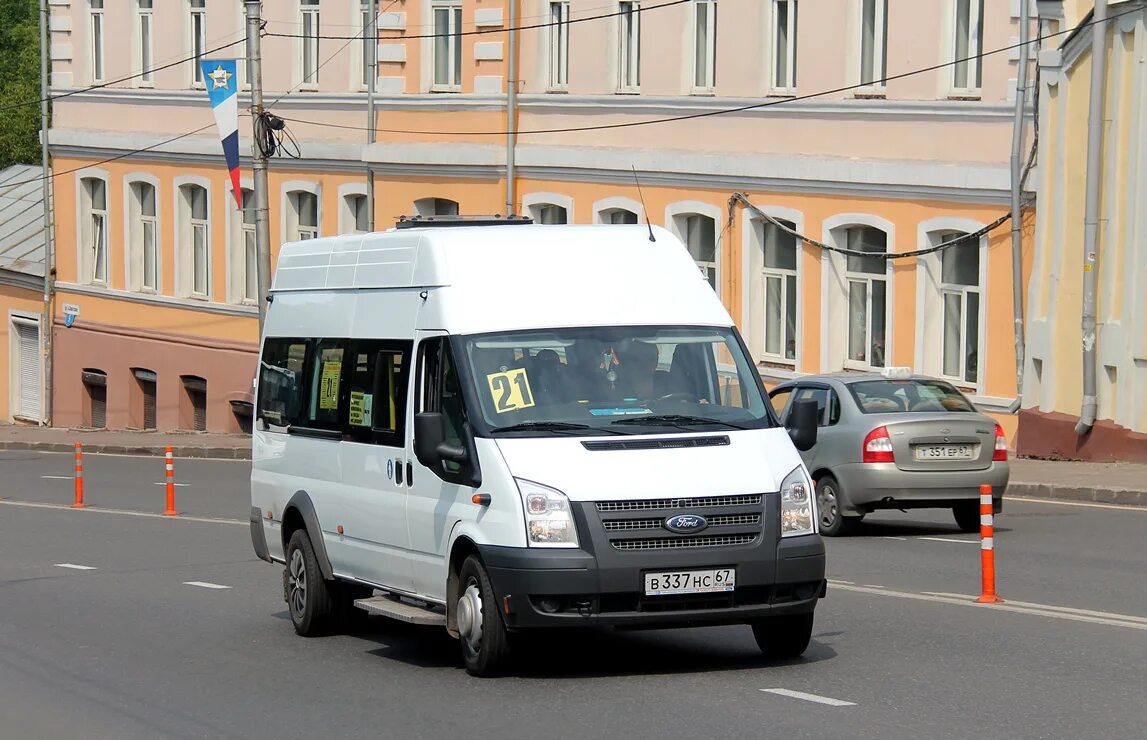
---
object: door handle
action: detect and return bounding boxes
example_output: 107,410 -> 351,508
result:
406,461 -> 413,486
395,458 -> 404,487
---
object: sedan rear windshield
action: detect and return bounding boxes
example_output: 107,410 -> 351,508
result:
847,379 -> 976,414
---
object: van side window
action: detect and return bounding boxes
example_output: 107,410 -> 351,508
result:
418,338 -> 466,473
345,340 -> 411,447
258,338 -> 308,429
305,339 -> 347,430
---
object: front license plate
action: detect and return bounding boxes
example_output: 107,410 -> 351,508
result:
914,444 -> 975,460
644,568 -> 735,596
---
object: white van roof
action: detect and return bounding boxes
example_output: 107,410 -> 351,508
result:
271,224 -> 733,334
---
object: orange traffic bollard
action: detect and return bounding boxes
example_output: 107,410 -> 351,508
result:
163,446 -> 179,516
72,442 -> 86,508
976,484 -> 1002,604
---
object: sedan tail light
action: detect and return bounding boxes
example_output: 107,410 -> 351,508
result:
863,426 -> 895,463
993,424 -> 1009,461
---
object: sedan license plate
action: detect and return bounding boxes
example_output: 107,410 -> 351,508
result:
644,568 -> 735,596
914,444 -> 975,460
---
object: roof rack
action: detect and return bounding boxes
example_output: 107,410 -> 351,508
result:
395,214 -> 534,229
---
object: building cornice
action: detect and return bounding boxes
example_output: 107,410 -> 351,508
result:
56,281 -> 260,319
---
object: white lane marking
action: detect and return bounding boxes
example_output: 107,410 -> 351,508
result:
184,581 -> 231,590
40,475 -> 73,480
0,499 -> 244,526
827,579 -> 855,585
833,583 -> 1147,631
923,592 -> 1147,625
54,563 -> 97,570
861,584 -> 885,589
917,537 -> 979,544
760,689 -> 856,707
1007,497 -> 1147,513
152,482 -> 191,487
879,536 -> 907,540
31,450 -> 249,462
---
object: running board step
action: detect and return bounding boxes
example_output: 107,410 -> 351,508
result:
354,596 -> 447,626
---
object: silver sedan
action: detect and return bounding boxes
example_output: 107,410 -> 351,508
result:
768,371 -> 1009,536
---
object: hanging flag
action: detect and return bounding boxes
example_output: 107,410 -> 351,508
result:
200,59 -> 242,209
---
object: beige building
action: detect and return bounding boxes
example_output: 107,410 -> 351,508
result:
17,0 -> 1037,436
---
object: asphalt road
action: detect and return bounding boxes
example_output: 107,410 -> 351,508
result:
1,451 -> 1145,739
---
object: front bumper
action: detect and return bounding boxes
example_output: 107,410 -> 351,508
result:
831,462 -> 1009,515
479,536 -> 826,630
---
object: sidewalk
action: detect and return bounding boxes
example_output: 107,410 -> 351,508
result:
0,424 -> 251,460
2,424 -> 1144,506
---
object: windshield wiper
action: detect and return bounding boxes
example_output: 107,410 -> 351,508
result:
610,414 -> 748,430
490,421 -> 625,435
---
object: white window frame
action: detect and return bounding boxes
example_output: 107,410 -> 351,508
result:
666,201 -> 724,297
338,182 -> 370,234
951,0 -> 984,94
548,1 -> 570,90
431,0 -> 463,91
760,221 -> 800,364
360,0 -> 377,90
90,0 -> 105,83
618,1 -> 641,92
346,194 -> 369,233
125,176 -> 160,293
772,0 -> 797,93
137,0 -> 154,86
593,196 -> 644,224
284,182 -> 322,243
858,0 -> 887,91
81,177 -> 109,285
741,206 -> 804,366
290,192 -> 319,240
522,192 -> 574,225
692,0 -> 717,92
300,0 -> 321,88
190,0 -> 207,88
175,179 -> 212,300
9,312 -> 43,423
842,227 -> 889,370
413,197 -> 460,217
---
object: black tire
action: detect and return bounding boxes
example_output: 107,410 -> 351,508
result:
456,555 -> 512,677
752,613 -> 814,661
953,502 -> 981,533
816,476 -> 862,537
285,529 -> 337,636
331,582 -> 374,633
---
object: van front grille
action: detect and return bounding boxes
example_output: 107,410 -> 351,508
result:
596,494 -> 762,513
611,534 -> 759,551
601,513 -> 761,531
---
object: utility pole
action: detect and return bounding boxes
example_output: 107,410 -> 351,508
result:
38,0 -> 54,426
1008,0 -> 1030,407
246,1 -> 272,337
505,0 -> 519,215
366,0 -> 378,232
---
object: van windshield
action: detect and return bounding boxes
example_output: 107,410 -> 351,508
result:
458,326 -> 774,436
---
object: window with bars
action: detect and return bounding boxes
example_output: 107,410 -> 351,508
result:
549,1 -> 570,89
692,0 -> 716,90
190,0 -> 206,86
619,1 -> 641,91
137,0 -> 153,84
761,220 -> 798,362
81,177 -> 108,285
843,226 -> 888,369
938,232 -> 981,385
130,182 -> 158,292
952,0 -> 984,92
859,0 -> 887,89
301,0 -> 321,86
433,1 -> 463,89
90,0 -> 105,83
773,0 -> 797,92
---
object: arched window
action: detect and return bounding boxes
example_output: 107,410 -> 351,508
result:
676,213 -> 717,291
755,218 -> 798,362
287,190 -> 319,240
80,177 -> 109,284
527,202 -> 568,224
413,197 -> 459,217
601,208 -> 638,225
843,226 -> 888,368
128,180 -> 158,292
178,183 -> 210,298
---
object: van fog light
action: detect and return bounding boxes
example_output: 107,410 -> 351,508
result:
780,466 -> 816,537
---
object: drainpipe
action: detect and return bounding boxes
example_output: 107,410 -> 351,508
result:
1076,0 -> 1108,436
38,0 -> 54,427
366,0 -> 378,231
1008,0 -> 1030,414
505,0 -> 518,215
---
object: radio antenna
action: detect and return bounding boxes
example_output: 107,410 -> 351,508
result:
631,165 -> 656,242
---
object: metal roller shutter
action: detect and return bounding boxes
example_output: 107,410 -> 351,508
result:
83,370 -> 107,429
14,320 -> 41,420
133,369 -> 157,430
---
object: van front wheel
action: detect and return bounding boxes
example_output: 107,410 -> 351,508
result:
751,613 -> 814,661
457,555 -> 512,677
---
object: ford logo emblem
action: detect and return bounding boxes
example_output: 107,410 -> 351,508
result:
664,515 -> 708,534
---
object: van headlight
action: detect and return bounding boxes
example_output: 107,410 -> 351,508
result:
780,466 -> 816,537
516,479 -> 579,548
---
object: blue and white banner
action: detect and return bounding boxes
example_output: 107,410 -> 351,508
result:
199,59 -> 242,209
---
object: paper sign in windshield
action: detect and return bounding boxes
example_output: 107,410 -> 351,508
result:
486,368 -> 535,414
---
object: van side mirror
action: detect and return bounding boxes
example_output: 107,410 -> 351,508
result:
786,398 -> 819,452
414,412 -> 468,467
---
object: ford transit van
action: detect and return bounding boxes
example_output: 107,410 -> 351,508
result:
250,216 -> 824,676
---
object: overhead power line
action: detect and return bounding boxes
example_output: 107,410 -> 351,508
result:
263,0 -> 689,41
275,6 -> 1142,139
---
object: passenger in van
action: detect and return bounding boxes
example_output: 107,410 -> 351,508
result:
566,340 -> 610,402
616,340 -> 659,399
529,349 -> 565,403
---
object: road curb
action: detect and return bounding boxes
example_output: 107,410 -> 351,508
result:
1007,482 -> 1146,508
0,440 -> 251,460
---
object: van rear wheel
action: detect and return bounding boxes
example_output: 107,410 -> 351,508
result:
752,613 -> 814,661
286,529 -> 337,637
457,555 -> 512,677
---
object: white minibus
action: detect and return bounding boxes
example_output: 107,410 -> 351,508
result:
250,215 -> 824,676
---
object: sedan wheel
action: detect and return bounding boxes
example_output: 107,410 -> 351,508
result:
815,476 -> 861,537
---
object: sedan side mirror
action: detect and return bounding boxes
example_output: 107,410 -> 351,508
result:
786,398 -> 819,452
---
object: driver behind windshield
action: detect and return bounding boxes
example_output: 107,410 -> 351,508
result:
616,340 -> 659,400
